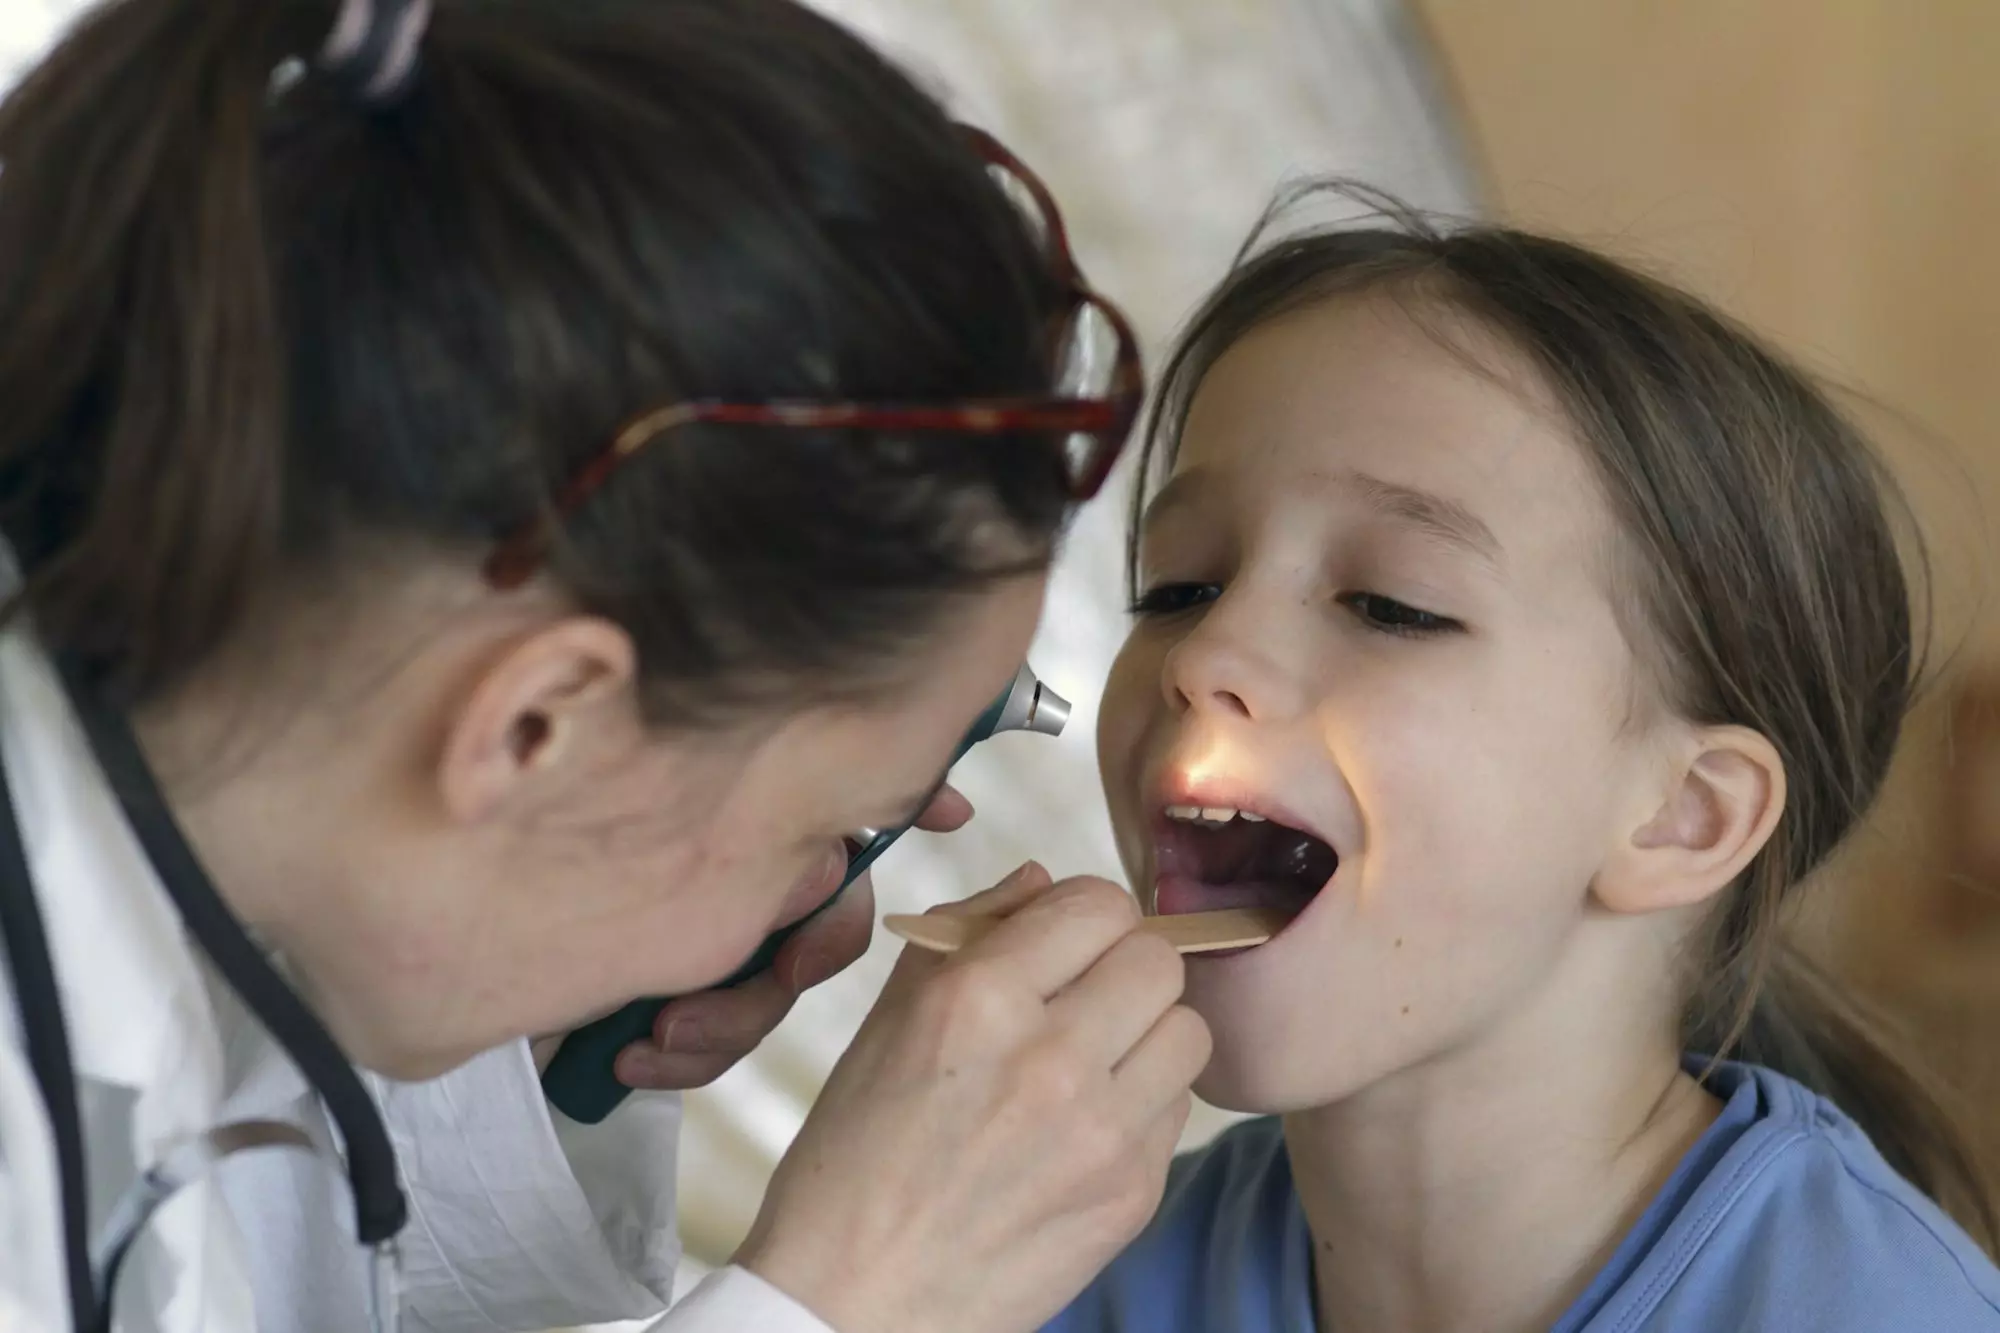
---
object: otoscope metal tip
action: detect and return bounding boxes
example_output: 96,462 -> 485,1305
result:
1028,684 -> 1070,737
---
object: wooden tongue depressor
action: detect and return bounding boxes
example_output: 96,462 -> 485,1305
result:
883,906 -> 1292,956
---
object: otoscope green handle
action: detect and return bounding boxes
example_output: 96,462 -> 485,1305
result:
541,663 -> 1070,1124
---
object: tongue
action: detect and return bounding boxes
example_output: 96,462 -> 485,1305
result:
1153,873 -> 1317,919
1157,819 -> 1268,881
1152,816 -> 1338,925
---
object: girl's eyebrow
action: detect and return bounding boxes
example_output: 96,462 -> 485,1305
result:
1140,465 -> 1501,568
1347,471 -> 1503,569
1138,466 -> 1212,539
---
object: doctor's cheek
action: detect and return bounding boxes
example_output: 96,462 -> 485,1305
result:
535,784 -> 972,1090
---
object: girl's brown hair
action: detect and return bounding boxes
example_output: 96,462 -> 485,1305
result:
1135,188 -> 1996,1251
0,0 -> 1076,715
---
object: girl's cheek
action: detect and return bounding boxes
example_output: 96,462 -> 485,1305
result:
1098,647 -> 1156,754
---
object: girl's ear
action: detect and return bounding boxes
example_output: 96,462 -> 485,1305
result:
1596,725 -> 1786,915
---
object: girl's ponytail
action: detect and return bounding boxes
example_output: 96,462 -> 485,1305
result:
1688,938 -> 1999,1251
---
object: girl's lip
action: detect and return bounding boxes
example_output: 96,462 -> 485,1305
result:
1148,771 -> 1341,862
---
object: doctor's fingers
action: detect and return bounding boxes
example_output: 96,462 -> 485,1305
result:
912,783 -> 973,832
618,1043 -> 748,1091
615,881 -> 877,1090
616,971 -> 796,1090
1046,926 -> 1189,1069
775,873 -> 875,996
873,861 -> 1055,1005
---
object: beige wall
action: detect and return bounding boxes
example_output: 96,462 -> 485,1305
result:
1420,0 -> 2000,1157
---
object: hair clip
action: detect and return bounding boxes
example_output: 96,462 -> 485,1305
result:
317,0 -> 433,104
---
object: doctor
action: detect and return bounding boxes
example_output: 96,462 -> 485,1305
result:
0,0 -> 1212,1330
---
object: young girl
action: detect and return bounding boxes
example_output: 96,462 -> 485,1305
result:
1050,205 -> 2000,1331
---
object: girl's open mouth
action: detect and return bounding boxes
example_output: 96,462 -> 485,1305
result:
1150,804 -> 1339,940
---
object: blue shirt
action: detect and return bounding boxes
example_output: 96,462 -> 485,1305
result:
1046,1062 -> 2000,1331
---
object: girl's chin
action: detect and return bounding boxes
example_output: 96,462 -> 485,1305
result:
1184,1012 -> 1302,1113
1192,1060 -> 1310,1116
1183,1001 -> 1355,1115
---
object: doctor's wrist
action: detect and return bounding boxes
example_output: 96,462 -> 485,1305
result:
733,1229 -> 900,1333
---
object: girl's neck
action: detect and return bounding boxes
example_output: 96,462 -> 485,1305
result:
1284,971 -> 1720,1333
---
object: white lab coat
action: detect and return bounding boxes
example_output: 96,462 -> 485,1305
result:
0,627 -> 832,1332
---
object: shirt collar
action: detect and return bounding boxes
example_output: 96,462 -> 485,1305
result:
0,626 -> 224,1098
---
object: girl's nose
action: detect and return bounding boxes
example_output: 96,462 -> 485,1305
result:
1160,595 -> 1306,723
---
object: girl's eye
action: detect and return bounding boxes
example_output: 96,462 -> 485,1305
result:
1130,583 -> 1222,616
1340,592 -> 1461,637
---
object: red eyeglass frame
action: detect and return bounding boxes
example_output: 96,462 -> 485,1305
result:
483,125 -> 1144,590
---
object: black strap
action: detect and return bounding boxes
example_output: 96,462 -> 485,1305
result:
0,733 -> 98,1329
55,660 -> 409,1247
0,661 -> 410,1333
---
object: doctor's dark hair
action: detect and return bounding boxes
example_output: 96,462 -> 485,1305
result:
0,0 -> 1075,716
1135,190 -> 1998,1251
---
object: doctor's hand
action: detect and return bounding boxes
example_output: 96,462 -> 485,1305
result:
609,785 -> 977,1092
734,864 -> 1211,1333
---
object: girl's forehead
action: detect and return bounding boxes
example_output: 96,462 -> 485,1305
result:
1167,295 -> 1611,555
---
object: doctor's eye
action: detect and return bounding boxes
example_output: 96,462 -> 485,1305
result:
1130,583 -> 1221,616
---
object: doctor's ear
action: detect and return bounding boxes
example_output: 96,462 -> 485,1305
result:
1595,725 -> 1787,916
438,618 -> 639,822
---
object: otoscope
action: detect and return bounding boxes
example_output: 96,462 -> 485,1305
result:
540,662 -> 1071,1124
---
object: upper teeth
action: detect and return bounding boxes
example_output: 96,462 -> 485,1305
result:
1165,805 -> 1268,825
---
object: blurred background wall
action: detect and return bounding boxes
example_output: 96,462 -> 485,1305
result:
1418,0 -> 2000,1184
